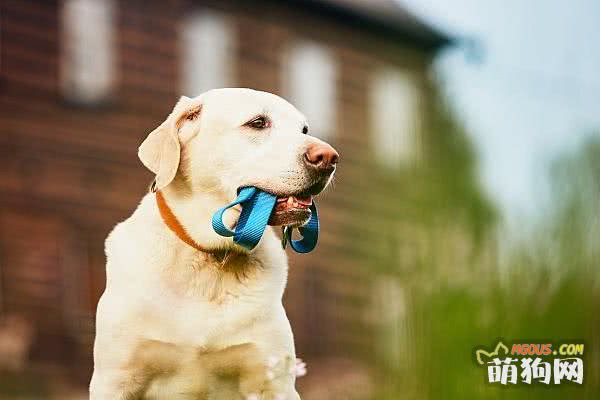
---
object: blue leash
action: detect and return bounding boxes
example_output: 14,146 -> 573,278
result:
212,187 -> 319,253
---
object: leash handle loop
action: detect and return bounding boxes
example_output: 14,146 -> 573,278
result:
211,187 -> 277,250
284,203 -> 319,253
211,187 -> 258,237
212,187 -> 319,253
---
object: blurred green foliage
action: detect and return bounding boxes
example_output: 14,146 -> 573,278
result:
372,134 -> 600,399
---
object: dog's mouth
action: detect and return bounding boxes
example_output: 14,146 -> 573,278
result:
268,194 -> 313,226
237,179 -> 328,227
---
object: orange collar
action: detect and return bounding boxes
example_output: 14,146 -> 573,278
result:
155,191 -> 209,253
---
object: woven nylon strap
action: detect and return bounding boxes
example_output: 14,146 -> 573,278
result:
211,187 -> 319,252
282,203 -> 319,253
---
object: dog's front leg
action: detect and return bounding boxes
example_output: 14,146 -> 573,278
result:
237,351 -> 302,400
234,308 -> 303,400
89,369 -> 144,400
200,343 -> 300,400
241,355 -> 301,400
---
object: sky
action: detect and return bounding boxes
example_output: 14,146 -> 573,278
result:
399,0 -> 600,225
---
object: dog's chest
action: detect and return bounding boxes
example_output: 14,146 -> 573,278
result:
140,286 -> 253,349
133,253 -> 278,348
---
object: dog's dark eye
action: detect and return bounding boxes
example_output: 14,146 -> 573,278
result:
245,116 -> 270,130
302,125 -> 309,135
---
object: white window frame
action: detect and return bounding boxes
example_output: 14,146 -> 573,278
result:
180,10 -> 235,96
370,67 -> 421,168
283,41 -> 337,141
61,0 -> 116,104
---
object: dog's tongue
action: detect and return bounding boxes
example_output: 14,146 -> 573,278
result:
275,195 -> 313,211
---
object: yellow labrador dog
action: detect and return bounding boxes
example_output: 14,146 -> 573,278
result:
90,88 -> 338,400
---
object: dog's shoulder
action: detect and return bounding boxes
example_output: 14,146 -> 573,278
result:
104,194 -> 172,281
105,195 -> 144,255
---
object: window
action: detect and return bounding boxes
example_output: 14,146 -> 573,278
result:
370,68 -> 421,167
61,0 -> 116,104
181,11 -> 235,96
284,41 -> 337,141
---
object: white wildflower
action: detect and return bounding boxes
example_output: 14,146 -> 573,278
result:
291,358 -> 307,377
267,355 -> 280,368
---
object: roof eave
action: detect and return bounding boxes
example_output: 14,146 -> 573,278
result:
290,0 -> 454,51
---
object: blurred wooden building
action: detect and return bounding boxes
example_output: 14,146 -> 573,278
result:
0,0 -> 452,380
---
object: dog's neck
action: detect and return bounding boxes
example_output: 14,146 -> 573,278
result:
158,180 -> 240,254
146,185 -> 287,303
149,179 -> 287,302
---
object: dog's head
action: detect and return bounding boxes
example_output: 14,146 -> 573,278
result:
139,88 -> 338,227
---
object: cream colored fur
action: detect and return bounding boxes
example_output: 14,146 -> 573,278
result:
90,89 -> 335,400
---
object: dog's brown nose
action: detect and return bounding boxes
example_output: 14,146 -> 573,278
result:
304,142 -> 339,170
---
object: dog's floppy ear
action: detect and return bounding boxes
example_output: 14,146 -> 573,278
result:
138,96 -> 200,190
